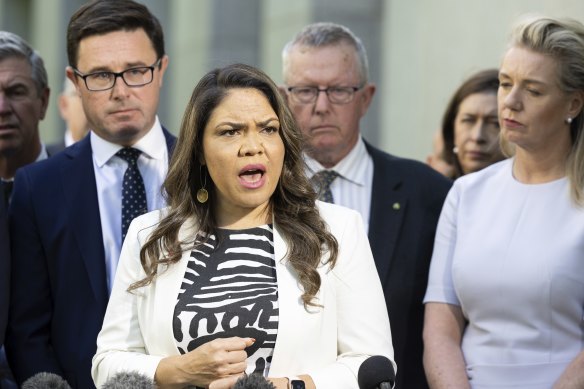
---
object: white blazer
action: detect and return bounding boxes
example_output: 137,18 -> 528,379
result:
92,202 -> 395,388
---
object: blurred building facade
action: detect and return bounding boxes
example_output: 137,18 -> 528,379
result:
1,0 -> 583,161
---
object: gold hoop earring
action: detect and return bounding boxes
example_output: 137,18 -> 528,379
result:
197,166 -> 209,203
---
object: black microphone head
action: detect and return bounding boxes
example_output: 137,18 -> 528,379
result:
357,355 -> 396,389
101,371 -> 155,389
233,373 -> 276,389
21,372 -> 72,389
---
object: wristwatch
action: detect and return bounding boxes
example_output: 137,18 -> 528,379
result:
288,376 -> 305,389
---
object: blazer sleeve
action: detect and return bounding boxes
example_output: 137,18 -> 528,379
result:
424,183 -> 461,306
91,216 -> 163,387
309,206 -> 396,388
6,169 -> 64,383
424,181 -> 460,305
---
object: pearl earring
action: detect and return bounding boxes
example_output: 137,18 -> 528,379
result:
566,117 -> 573,124
453,147 -> 459,154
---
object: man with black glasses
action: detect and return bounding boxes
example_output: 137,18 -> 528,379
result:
282,23 -> 452,389
6,1 -> 175,387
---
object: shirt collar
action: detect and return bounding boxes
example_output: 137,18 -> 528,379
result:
91,116 -> 165,167
64,129 -> 75,147
37,144 -> 48,162
304,137 -> 369,186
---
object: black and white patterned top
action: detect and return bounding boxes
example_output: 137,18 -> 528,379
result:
173,224 -> 279,377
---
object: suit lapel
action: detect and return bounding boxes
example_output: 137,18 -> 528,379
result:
162,126 -> 176,158
61,137 -> 108,302
366,142 -> 407,285
269,223 -> 299,374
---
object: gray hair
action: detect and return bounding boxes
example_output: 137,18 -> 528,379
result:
507,15 -> 584,205
282,22 -> 369,85
0,31 -> 48,95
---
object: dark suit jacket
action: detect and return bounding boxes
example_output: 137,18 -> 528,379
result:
6,129 -> 175,388
0,185 -> 9,346
365,142 -> 451,389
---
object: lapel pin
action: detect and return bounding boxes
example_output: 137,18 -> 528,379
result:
392,202 -> 400,211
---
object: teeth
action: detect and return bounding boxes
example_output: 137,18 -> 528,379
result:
241,172 -> 262,183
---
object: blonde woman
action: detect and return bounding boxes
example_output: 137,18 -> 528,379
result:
424,16 -> 584,388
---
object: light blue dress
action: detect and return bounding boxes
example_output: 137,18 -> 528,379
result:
425,159 -> 584,388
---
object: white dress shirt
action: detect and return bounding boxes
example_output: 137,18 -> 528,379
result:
305,137 -> 373,232
64,129 -> 75,147
91,116 -> 169,292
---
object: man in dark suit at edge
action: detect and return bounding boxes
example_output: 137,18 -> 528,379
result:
0,185 -> 12,388
281,23 -> 452,389
6,1 -> 175,387
0,30 -> 51,389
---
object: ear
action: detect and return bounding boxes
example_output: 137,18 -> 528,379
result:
357,83 -> 376,118
58,93 -> 69,119
66,67 -> 82,94
567,90 -> 584,120
156,55 -> 169,87
38,87 -> 50,120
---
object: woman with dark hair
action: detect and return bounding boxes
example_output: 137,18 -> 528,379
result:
424,16 -> 584,388
440,69 -> 506,179
92,63 -> 394,389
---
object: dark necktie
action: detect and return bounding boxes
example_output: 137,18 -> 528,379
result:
311,170 -> 339,203
116,148 -> 147,242
2,180 -> 13,208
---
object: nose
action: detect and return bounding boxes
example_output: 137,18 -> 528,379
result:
470,121 -> 487,143
313,89 -> 331,115
0,93 -> 12,116
503,87 -> 522,111
239,131 -> 263,156
110,75 -> 130,99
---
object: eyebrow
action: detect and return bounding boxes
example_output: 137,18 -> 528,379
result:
216,117 -> 280,129
257,117 -> 280,127
82,61 -> 150,74
499,72 -> 548,86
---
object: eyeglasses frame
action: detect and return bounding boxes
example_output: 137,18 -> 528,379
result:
286,85 -> 364,104
73,58 -> 162,92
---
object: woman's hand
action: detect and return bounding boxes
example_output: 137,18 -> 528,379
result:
208,374 -> 246,389
268,375 -> 316,389
154,336 -> 255,388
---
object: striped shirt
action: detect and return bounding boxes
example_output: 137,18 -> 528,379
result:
173,224 -> 279,377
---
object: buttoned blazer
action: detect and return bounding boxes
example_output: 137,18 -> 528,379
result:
0,185 -> 9,346
92,202 -> 395,389
365,142 -> 451,389
6,129 -> 176,389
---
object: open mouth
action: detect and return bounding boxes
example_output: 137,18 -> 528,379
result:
239,168 -> 265,183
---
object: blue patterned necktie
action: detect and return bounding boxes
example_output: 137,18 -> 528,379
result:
116,147 -> 147,242
311,170 -> 339,203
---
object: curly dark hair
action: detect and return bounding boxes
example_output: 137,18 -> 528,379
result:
131,63 -> 339,308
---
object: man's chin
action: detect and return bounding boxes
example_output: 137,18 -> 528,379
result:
99,124 -> 148,146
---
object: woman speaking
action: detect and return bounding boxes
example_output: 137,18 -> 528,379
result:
92,63 -> 394,389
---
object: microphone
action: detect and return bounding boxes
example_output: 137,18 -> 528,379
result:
233,373 -> 276,389
357,355 -> 396,389
101,371 -> 155,388
21,372 -> 72,389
